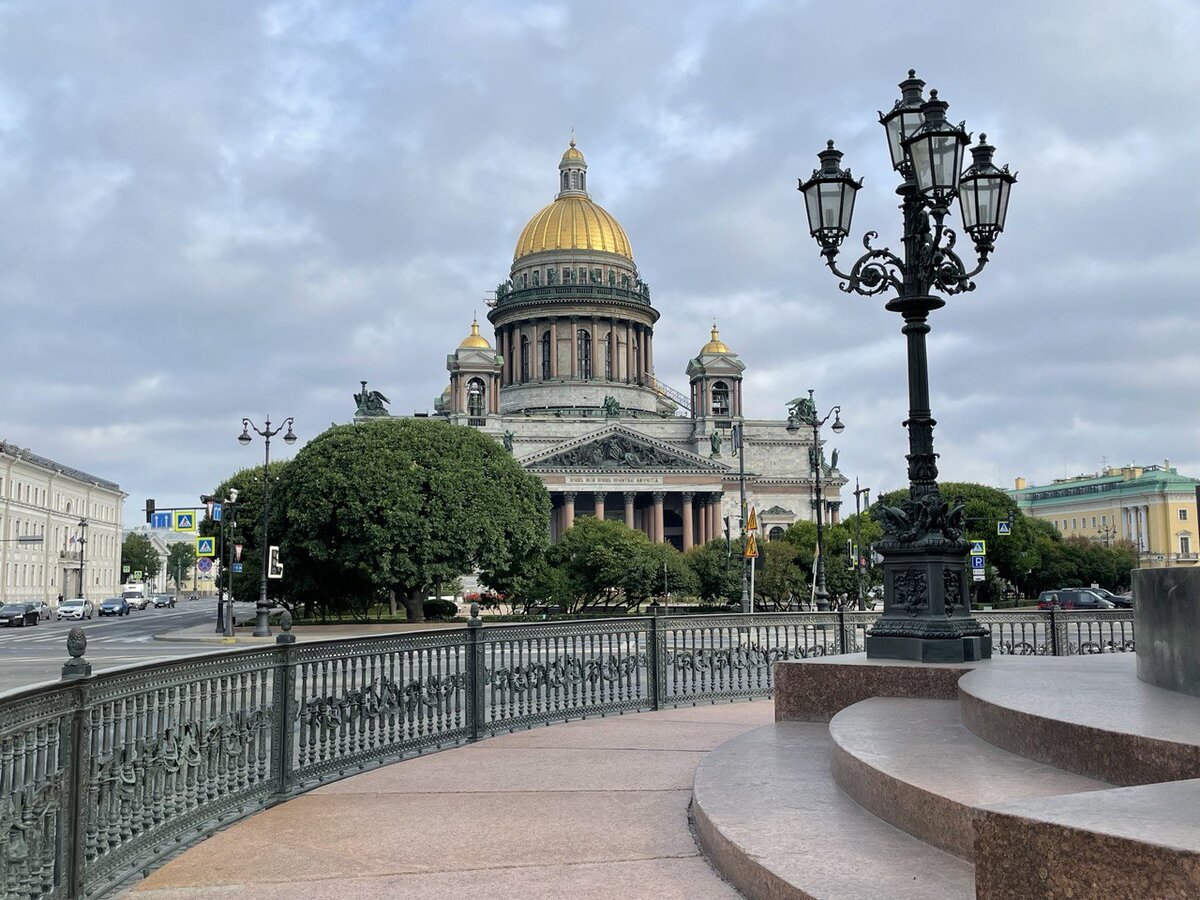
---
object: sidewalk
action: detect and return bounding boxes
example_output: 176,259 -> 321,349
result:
153,621 -> 465,645
127,701 -> 774,899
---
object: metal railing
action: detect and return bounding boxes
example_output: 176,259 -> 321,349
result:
0,608 -> 1133,899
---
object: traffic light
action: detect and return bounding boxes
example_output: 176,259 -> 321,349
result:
145,498 -> 155,524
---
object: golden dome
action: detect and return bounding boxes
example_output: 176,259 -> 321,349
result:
458,317 -> 491,349
514,196 -> 633,261
561,139 -> 584,162
700,324 -> 731,355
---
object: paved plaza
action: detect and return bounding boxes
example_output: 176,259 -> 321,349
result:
127,701 -> 774,899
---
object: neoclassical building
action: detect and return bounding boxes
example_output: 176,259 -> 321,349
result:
426,140 -> 844,548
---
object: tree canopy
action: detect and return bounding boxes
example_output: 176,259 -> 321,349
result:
275,418 -> 550,621
165,542 -> 196,590
200,461 -> 291,605
121,533 -> 161,582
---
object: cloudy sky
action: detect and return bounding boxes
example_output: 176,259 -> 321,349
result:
0,0 -> 1197,521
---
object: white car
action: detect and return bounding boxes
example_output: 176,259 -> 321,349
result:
124,594 -> 149,611
57,599 -> 93,620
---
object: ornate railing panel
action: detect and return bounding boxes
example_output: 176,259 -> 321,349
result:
0,607 -> 1135,899
660,613 -> 843,704
480,619 -> 652,733
289,631 -> 472,791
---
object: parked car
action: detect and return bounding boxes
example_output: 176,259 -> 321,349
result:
33,600 -> 53,620
152,594 -> 176,609
0,602 -> 40,626
99,597 -> 130,617
57,599 -> 93,620
1037,589 -> 1116,610
1110,590 -> 1134,609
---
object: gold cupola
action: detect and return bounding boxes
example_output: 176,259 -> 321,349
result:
700,323 -> 732,355
458,316 -> 491,350
513,139 -> 634,262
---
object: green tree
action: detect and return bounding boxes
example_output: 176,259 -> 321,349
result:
537,517 -> 656,612
685,539 -> 742,604
753,540 -> 805,610
165,542 -> 196,591
199,461 -> 291,607
276,419 -> 550,622
121,533 -> 161,582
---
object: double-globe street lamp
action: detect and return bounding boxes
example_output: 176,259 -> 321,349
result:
797,70 -> 1016,662
786,390 -> 843,611
239,416 -> 296,636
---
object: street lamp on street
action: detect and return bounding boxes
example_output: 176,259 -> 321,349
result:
853,480 -> 871,611
77,519 -> 89,601
239,416 -> 296,636
786,390 -> 844,611
796,70 -> 1015,662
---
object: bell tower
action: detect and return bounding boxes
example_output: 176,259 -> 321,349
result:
686,323 -> 745,428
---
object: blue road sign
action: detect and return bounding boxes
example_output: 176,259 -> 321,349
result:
151,512 -> 171,529
971,555 -> 986,571
970,539 -> 987,555
212,502 -> 222,522
196,536 -> 216,557
174,511 -> 195,531
197,557 -> 213,574
231,562 -> 243,573
997,521 -> 1011,535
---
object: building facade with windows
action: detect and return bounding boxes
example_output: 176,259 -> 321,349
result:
1011,461 -> 1199,568
419,141 -> 845,548
0,442 -> 124,606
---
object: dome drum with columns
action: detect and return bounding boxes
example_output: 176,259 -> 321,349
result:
413,140 -> 844,551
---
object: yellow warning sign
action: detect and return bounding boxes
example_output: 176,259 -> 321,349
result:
744,531 -> 759,559
746,507 -> 758,531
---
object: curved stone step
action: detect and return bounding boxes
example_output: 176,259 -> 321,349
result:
829,697 -> 1108,860
957,654 -> 1200,785
692,721 -> 974,900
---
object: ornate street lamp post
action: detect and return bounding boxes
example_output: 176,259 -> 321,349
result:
77,519 -> 88,601
239,416 -> 296,636
797,70 -> 1016,662
787,390 -> 844,611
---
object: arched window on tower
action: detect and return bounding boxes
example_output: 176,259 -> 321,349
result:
562,171 -> 569,192
520,336 -> 531,383
541,331 -> 552,379
712,381 -> 731,417
577,330 -> 592,379
580,171 -> 586,191
467,378 -> 486,418
768,526 -> 785,542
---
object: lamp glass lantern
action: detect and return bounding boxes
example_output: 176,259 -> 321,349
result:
957,134 -> 1016,246
798,140 -> 863,248
879,70 -> 928,172
902,90 -> 969,208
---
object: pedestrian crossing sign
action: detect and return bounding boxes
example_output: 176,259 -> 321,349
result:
997,521 -> 1011,535
173,511 -> 195,531
970,539 -> 986,555
196,536 -> 216,557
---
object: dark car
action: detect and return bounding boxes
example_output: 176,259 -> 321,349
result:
1037,589 -> 1116,610
99,597 -> 130,617
1110,590 -> 1134,609
0,602 -> 39,626
152,595 -> 176,609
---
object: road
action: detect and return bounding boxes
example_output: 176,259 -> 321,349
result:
0,598 -> 238,694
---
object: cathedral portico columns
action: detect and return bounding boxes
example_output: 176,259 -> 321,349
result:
681,492 -> 694,551
623,492 -> 636,528
652,491 -> 665,544
594,491 -> 606,521
563,492 -> 576,531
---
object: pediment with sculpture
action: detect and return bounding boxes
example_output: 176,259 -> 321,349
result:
524,427 -> 725,473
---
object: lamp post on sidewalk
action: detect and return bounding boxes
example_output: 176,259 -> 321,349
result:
77,519 -> 89,601
786,390 -> 844,611
239,416 -> 296,636
796,70 -> 1015,661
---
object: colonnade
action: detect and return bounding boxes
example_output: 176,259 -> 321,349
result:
496,317 -> 654,387
551,489 -> 724,551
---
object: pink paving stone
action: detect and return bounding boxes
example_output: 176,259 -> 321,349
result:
127,700 -> 774,898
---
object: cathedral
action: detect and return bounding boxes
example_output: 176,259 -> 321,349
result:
425,140 -> 844,549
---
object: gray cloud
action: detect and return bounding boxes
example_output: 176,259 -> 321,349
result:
0,0 -> 1196,517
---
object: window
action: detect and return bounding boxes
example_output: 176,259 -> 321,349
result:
1071,518 -> 1077,530
1180,509 -> 1189,521
711,381 -> 730,417
1091,517 -> 1097,528
541,332 -> 552,379
561,172 -> 569,192
577,329 -> 592,379
768,526 -> 785,541
520,336 -> 530,382
602,334 -> 612,379
1102,515 -> 1107,526
1181,535 -> 1192,556
466,378 -> 485,418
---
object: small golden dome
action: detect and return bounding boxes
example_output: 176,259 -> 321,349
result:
514,196 -> 633,261
700,323 -> 731,355
561,139 -> 585,163
459,317 -> 491,349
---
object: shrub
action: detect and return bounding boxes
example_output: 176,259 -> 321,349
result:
423,598 -> 460,620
